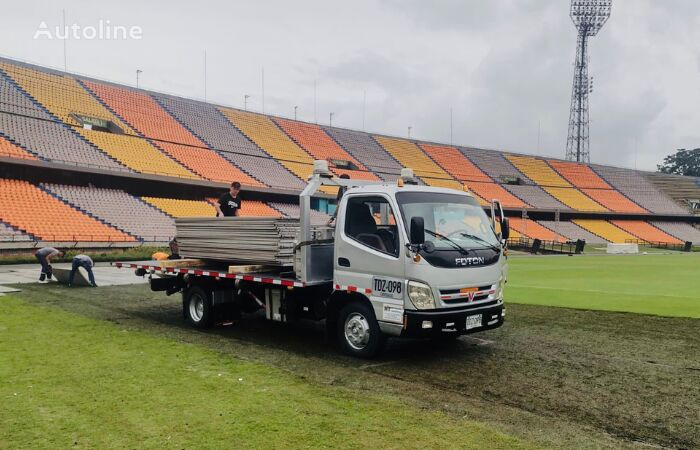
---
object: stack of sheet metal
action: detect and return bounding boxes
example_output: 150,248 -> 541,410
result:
175,217 -> 323,265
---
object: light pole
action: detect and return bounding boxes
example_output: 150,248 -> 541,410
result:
408,126 -> 412,138
244,95 -> 250,111
294,105 -> 298,121
136,69 -> 142,89
329,112 -> 334,127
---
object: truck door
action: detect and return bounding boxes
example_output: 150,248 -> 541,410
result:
335,195 -> 405,319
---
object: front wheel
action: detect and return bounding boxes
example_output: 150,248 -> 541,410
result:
337,302 -> 385,358
184,286 -> 214,329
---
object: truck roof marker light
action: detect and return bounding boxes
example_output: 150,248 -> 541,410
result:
397,178 -> 404,187
463,183 -> 470,192
413,253 -> 421,262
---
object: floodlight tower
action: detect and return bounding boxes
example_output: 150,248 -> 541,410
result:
565,0 -> 611,163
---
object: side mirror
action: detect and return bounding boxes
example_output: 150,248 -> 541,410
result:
500,217 -> 510,241
410,217 -> 425,245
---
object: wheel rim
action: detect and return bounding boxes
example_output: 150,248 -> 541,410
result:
344,312 -> 371,350
189,293 -> 205,322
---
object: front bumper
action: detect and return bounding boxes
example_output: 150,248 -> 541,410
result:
402,300 -> 504,337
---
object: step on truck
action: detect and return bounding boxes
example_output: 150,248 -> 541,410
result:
118,161 -> 511,358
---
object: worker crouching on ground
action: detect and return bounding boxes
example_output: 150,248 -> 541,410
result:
35,246 -> 64,282
215,181 -> 242,217
68,254 -> 97,287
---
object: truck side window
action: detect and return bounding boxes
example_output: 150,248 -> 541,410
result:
344,196 -> 399,256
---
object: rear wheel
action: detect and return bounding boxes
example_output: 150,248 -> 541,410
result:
337,302 -> 385,358
184,286 -> 214,328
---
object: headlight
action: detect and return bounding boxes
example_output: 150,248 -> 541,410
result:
408,281 -> 435,310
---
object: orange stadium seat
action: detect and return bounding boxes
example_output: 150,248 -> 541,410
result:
0,135 -> 36,160
0,178 -> 134,242
580,189 -> 647,213
420,144 -> 529,208
373,137 -> 461,189
610,220 -> 682,244
274,118 -> 380,181
547,160 -> 611,189
83,80 -> 261,186
508,217 -> 566,242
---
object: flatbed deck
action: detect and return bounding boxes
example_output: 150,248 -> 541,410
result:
113,262 -> 331,288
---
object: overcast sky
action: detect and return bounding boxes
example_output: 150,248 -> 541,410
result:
2,0 -> 698,171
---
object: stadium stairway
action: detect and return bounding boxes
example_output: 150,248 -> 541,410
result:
274,119 -> 380,181
82,80 -> 259,186
153,94 -> 306,191
373,136 -> 462,189
0,178 -> 135,242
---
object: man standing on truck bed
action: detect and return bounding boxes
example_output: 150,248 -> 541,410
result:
215,181 -> 242,217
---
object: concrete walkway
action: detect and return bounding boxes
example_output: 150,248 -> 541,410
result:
0,262 -> 149,290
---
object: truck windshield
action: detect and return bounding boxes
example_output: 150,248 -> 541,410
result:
396,192 -> 500,250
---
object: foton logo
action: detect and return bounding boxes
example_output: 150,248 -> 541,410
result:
455,257 -> 486,267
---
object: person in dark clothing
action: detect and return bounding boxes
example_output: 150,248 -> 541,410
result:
68,254 -> 97,287
215,181 -> 242,217
35,247 -> 64,281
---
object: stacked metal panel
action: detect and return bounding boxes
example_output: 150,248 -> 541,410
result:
176,217 -> 314,265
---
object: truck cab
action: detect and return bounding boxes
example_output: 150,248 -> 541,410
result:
306,165 -> 509,357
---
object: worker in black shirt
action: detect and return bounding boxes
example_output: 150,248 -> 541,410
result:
215,181 -> 242,217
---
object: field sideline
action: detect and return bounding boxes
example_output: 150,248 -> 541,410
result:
507,253 -> 700,318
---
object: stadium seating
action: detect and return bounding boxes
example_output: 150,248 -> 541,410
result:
507,156 -> 607,211
462,148 -> 532,183
610,220 -> 682,244
83,81 -> 259,185
0,67 -> 132,171
592,165 -> 688,214
503,185 -> 568,210
268,202 -> 331,224
650,221 -> 700,243
0,178 -> 134,241
154,94 -> 305,191
141,197 -> 217,217
537,220 -> 609,244
419,143 -> 529,208
373,136 -> 461,189
274,119 -> 380,181
0,135 -> 35,160
572,219 -> 638,243
579,189 -> 647,213
218,108 -> 317,183
43,184 -> 175,241
0,221 -> 32,242
646,172 -> 700,212
508,218 -> 566,242
323,127 -> 404,181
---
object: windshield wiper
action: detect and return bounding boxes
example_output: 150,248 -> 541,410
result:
424,229 -> 470,255
458,232 -> 500,251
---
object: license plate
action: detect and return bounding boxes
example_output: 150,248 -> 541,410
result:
371,277 -> 404,300
465,314 -> 482,330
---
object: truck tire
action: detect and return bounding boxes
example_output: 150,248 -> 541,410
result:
337,302 -> 385,358
184,286 -> 214,329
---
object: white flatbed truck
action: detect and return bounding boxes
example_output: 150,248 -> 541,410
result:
118,161 -> 511,358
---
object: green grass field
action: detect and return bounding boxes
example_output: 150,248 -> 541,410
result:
0,295 -> 534,449
507,253 -> 700,318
